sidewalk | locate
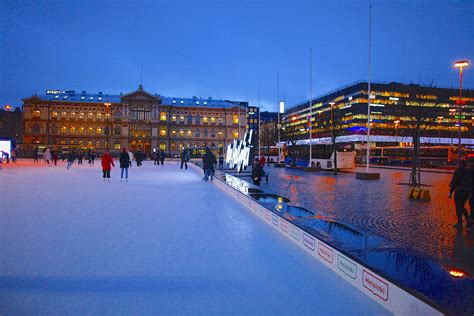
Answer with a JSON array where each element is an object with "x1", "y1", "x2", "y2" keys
[{"x1": 0, "y1": 161, "x2": 388, "y2": 314}]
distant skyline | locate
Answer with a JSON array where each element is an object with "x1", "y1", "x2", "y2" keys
[{"x1": 1, "y1": 0, "x2": 473, "y2": 111}]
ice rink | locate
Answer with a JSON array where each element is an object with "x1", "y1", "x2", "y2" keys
[{"x1": 0, "y1": 160, "x2": 389, "y2": 315}]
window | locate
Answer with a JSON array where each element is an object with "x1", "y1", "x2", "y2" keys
[
  {"x1": 52, "y1": 111, "x2": 58, "y2": 118},
  {"x1": 88, "y1": 112, "x2": 93, "y2": 119},
  {"x1": 187, "y1": 130, "x2": 192, "y2": 137},
  {"x1": 131, "y1": 107, "x2": 151, "y2": 121},
  {"x1": 172, "y1": 115, "x2": 177, "y2": 122},
  {"x1": 114, "y1": 126, "x2": 121, "y2": 135},
  {"x1": 70, "y1": 140, "x2": 75, "y2": 145},
  {"x1": 70, "y1": 126, "x2": 76, "y2": 134},
  {"x1": 203, "y1": 117, "x2": 208, "y2": 124},
  {"x1": 60, "y1": 140, "x2": 66, "y2": 145},
  {"x1": 88, "y1": 127, "x2": 93, "y2": 134},
  {"x1": 187, "y1": 114, "x2": 193, "y2": 124},
  {"x1": 79, "y1": 140, "x2": 83, "y2": 146},
  {"x1": 218, "y1": 131, "x2": 222, "y2": 137},
  {"x1": 218, "y1": 117, "x2": 224, "y2": 125},
  {"x1": 172, "y1": 130, "x2": 177, "y2": 137},
  {"x1": 233, "y1": 131, "x2": 239, "y2": 138},
  {"x1": 179, "y1": 143, "x2": 185, "y2": 150},
  {"x1": 71, "y1": 112, "x2": 76, "y2": 119},
  {"x1": 210, "y1": 117, "x2": 216, "y2": 123},
  {"x1": 159, "y1": 143, "x2": 167, "y2": 150},
  {"x1": 32, "y1": 123, "x2": 41, "y2": 134},
  {"x1": 97, "y1": 113, "x2": 102, "y2": 120},
  {"x1": 96, "y1": 128, "x2": 102, "y2": 135},
  {"x1": 211, "y1": 130, "x2": 216, "y2": 138},
  {"x1": 204, "y1": 129, "x2": 208, "y2": 137},
  {"x1": 62, "y1": 111, "x2": 67, "y2": 118},
  {"x1": 114, "y1": 143, "x2": 121, "y2": 150},
  {"x1": 179, "y1": 116, "x2": 185, "y2": 123},
  {"x1": 79, "y1": 112, "x2": 84, "y2": 119},
  {"x1": 195, "y1": 128, "x2": 200, "y2": 137},
  {"x1": 171, "y1": 142, "x2": 176, "y2": 151},
  {"x1": 179, "y1": 129, "x2": 184, "y2": 137},
  {"x1": 51, "y1": 124, "x2": 58, "y2": 134},
  {"x1": 104, "y1": 126, "x2": 110, "y2": 135},
  {"x1": 233, "y1": 115, "x2": 239, "y2": 124},
  {"x1": 160, "y1": 128, "x2": 167, "y2": 136},
  {"x1": 160, "y1": 112, "x2": 167, "y2": 121},
  {"x1": 195, "y1": 115, "x2": 201, "y2": 124},
  {"x1": 61, "y1": 126, "x2": 67, "y2": 134},
  {"x1": 96, "y1": 141, "x2": 101, "y2": 149},
  {"x1": 79, "y1": 127, "x2": 84, "y2": 134},
  {"x1": 114, "y1": 111, "x2": 122, "y2": 120}
]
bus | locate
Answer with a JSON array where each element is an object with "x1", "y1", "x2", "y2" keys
[
  {"x1": 255, "y1": 146, "x2": 285, "y2": 164},
  {"x1": 366, "y1": 146, "x2": 458, "y2": 167},
  {"x1": 285, "y1": 142, "x2": 356, "y2": 170}
]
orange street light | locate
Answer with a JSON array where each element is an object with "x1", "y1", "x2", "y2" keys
[
  {"x1": 4, "y1": 104, "x2": 12, "y2": 111},
  {"x1": 454, "y1": 60, "x2": 469, "y2": 158}
]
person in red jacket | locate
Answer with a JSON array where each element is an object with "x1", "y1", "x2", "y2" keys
[{"x1": 101, "y1": 151, "x2": 115, "y2": 181}]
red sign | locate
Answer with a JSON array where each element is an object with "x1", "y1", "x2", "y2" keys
[{"x1": 363, "y1": 270, "x2": 389, "y2": 301}]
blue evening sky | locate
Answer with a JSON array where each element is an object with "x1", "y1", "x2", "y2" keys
[{"x1": 1, "y1": 0, "x2": 473, "y2": 111}]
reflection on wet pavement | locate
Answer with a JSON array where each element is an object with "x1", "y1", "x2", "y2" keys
[{"x1": 258, "y1": 167, "x2": 474, "y2": 275}]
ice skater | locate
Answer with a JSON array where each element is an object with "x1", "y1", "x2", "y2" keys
[
  {"x1": 128, "y1": 150, "x2": 133, "y2": 167},
  {"x1": 159, "y1": 149, "x2": 165, "y2": 166},
  {"x1": 66, "y1": 151, "x2": 76, "y2": 169},
  {"x1": 202, "y1": 147, "x2": 216, "y2": 181},
  {"x1": 101, "y1": 151, "x2": 115, "y2": 181},
  {"x1": 77, "y1": 151, "x2": 83, "y2": 165},
  {"x1": 52, "y1": 151, "x2": 59, "y2": 166},
  {"x1": 180, "y1": 148, "x2": 190, "y2": 170},
  {"x1": 119, "y1": 148, "x2": 130, "y2": 182},
  {"x1": 33, "y1": 147, "x2": 39, "y2": 162},
  {"x1": 43, "y1": 147, "x2": 51, "y2": 165},
  {"x1": 154, "y1": 150, "x2": 159, "y2": 165},
  {"x1": 218, "y1": 154, "x2": 224, "y2": 169}
]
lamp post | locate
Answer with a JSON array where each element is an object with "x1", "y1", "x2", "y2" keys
[
  {"x1": 4, "y1": 104, "x2": 12, "y2": 111},
  {"x1": 104, "y1": 102, "x2": 111, "y2": 151},
  {"x1": 394, "y1": 118, "x2": 400, "y2": 144},
  {"x1": 454, "y1": 60, "x2": 469, "y2": 159},
  {"x1": 330, "y1": 102, "x2": 337, "y2": 175}
]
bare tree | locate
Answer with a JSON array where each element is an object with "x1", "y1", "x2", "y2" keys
[
  {"x1": 259, "y1": 121, "x2": 278, "y2": 164},
  {"x1": 392, "y1": 83, "x2": 446, "y2": 186}
]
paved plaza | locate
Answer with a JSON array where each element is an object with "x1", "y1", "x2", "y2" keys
[
  {"x1": 257, "y1": 165, "x2": 474, "y2": 275},
  {"x1": 0, "y1": 160, "x2": 388, "y2": 315}
]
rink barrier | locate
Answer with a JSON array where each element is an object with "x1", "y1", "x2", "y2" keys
[{"x1": 190, "y1": 164, "x2": 443, "y2": 315}]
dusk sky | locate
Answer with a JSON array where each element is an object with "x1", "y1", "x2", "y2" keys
[{"x1": 1, "y1": 0, "x2": 473, "y2": 111}]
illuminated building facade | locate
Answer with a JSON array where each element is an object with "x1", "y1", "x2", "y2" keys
[
  {"x1": 283, "y1": 81, "x2": 474, "y2": 146},
  {"x1": 22, "y1": 85, "x2": 247, "y2": 156}
]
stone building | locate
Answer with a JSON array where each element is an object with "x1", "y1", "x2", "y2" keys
[{"x1": 22, "y1": 85, "x2": 247, "y2": 157}]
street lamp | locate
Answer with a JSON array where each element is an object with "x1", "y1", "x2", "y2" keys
[
  {"x1": 454, "y1": 60, "x2": 469, "y2": 159},
  {"x1": 4, "y1": 104, "x2": 12, "y2": 111},
  {"x1": 104, "y1": 102, "x2": 111, "y2": 151}
]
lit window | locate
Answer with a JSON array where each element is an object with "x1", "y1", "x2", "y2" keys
[
  {"x1": 233, "y1": 131, "x2": 239, "y2": 138},
  {"x1": 203, "y1": 117, "x2": 208, "y2": 123},
  {"x1": 96, "y1": 141, "x2": 101, "y2": 149},
  {"x1": 88, "y1": 112, "x2": 93, "y2": 119},
  {"x1": 70, "y1": 140, "x2": 75, "y2": 145},
  {"x1": 172, "y1": 115, "x2": 177, "y2": 122},
  {"x1": 90, "y1": 97, "x2": 94, "y2": 100},
  {"x1": 160, "y1": 112, "x2": 167, "y2": 121},
  {"x1": 96, "y1": 128, "x2": 102, "y2": 134},
  {"x1": 98, "y1": 97, "x2": 102, "y2": 101},
  {"x1": 160, "y1": 128, "x2": 167, "y2": 136},
  {"x1": 179, "y1": 129, "x2": 184, "y2": 137},
  {"x1": 79, "y1": 112, "x2": 84, "y2": 119},
  {"x1": 233, "y1": 115, "x2": 239, "y2": 124},
  {"x1": 88, "y1": 127, "x2": 93, "y2": 134},
  {"x1": 79, "y1": 127, "x2": 84, "y2": 134},
  {"x1": 114, "y1": 143, "x2": 121, "y2": 150},
  {"x1": 70, "y1": 127, "x2": 76, "y2": 134},
  {"x1": 54, "y1": 95, "x2": 59, "y2": 99},
  {"x1": 81, "y1": 96, "x2": 85, "y2": 100},
  {"x1": 61, "y1": 126, "x2": 67, "y2": 134},
  {"x1": 33, "y1": 110, "x2": 41, "y2": 118},
  {"x1": 204, "y1": 101, "x2": 207, "y2": 105},
  {"x1": 172, "y1": 130, "x2": 177, "y2": 136},
  {"x1": 180, "y1": 116, "x2": 185, "y2": 122},
  {"x1": 159, "y1": 143, "x2": 167, "y2": 150},
  {"x1": 180, "y1": 100, "x2": 184, "y2": 104},
  {"x1": 52, "y1": 111, "x2": 58, "y2": 118},
  {"x1": 97, "y1": 113, "x2": 102, "y2": 119},
  {"x1": 187, "y1": 130, "x2": 192, "y2": 137},
  {"x1": 172, "y1": 100, "x2": 176, "y2": 104},
  {"x1": 210, "y1": 117, "x2": 216, "y2": 123},
  {"x1": 62, "y1": 111, "x2": 67, "y2": 117},
  {"x1": 71, "y1": 112, "x2": 76, "y2": 119},
  {"x1": 218, "y1": 131, "x2": 222, "y2": 136}
]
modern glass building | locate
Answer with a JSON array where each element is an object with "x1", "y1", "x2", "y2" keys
[{"x1": 282, "y1": 81, "x2": 474, "y2": 146}]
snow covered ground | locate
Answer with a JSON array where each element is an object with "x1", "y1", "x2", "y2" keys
[{"x1": 0, "y1": 160, "x2": 389, "y2": 315}]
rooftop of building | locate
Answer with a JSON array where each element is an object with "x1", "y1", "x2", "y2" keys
[
  {"x1": 287, "y1": 80, "x2": 474, "y2": 113},
  {"x1": 32, "y1": 86, "x2": 247, "y2": 109}
]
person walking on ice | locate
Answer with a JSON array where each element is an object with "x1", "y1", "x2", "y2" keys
[
  {"x1": 449, "y1": 159, "x2": 473, "y2": 229},
  {"x1": 202, "y1": 147, "x2": 216, "y2": 181},
  {"x1": 101, "y1": 151, "x2": 115, "y2": 181},
  {"x1": 119, "y1": 148, "x2": 130, "y2": 182},
  {"x1": 43, "y1": 147, "x2": 52, "y2": 165},
  {"x1": 180, "y1": 148, "x2": 190, "y2": 170}
]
